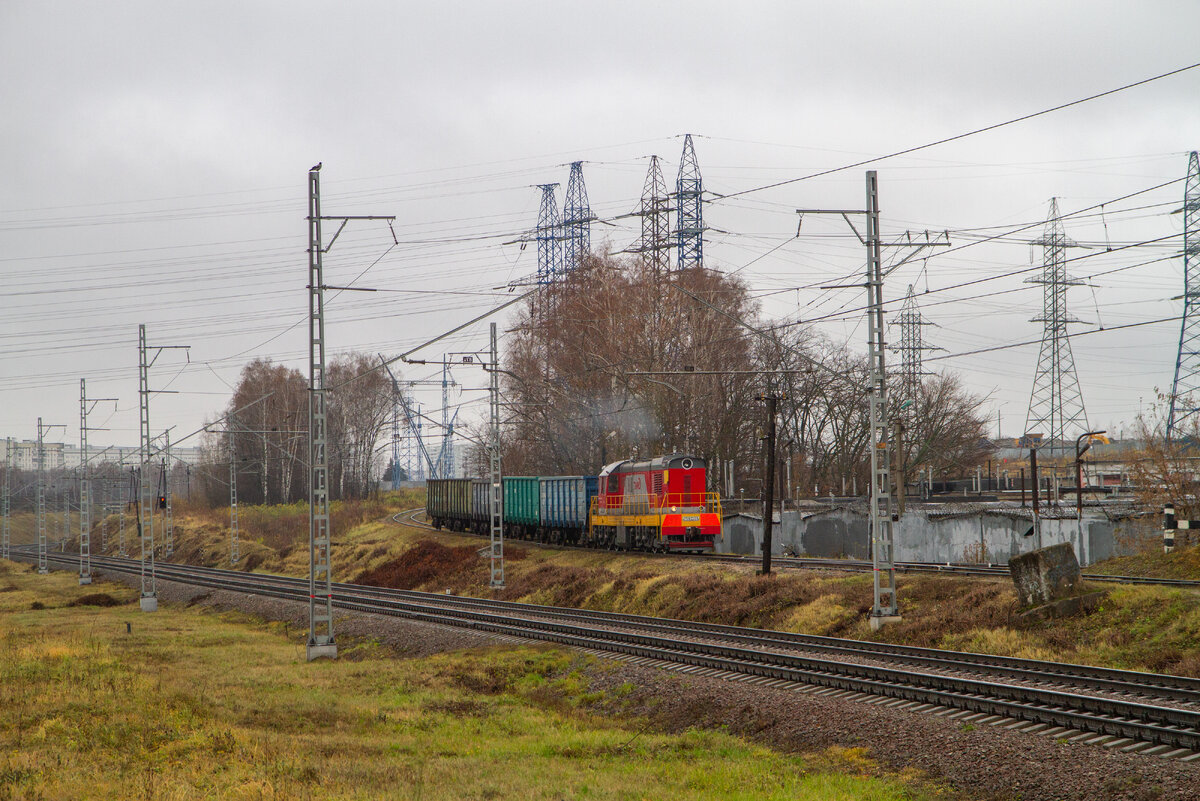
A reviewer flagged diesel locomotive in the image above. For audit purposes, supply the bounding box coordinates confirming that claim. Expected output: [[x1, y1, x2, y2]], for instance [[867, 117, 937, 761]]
[[426, 453, 722, 552]]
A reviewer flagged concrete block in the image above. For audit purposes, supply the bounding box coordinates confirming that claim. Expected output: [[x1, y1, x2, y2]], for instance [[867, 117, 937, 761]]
[[306, 643, 338, 661], [79, 576, 92, 585], [140, 595, 158, 613], [869, 614, 902, 631], [1008, 542, 1081, 608]]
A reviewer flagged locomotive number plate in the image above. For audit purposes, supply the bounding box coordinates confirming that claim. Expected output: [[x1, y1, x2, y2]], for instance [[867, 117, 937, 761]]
[[682, 515, 701, 522]]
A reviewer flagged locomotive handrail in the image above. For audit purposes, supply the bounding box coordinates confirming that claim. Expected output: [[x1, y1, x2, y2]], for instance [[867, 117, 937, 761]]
[[591, 492, 722, 517]]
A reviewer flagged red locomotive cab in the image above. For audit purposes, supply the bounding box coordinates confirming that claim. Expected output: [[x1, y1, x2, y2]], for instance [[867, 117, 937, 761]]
[[592, 454, 722, 551]]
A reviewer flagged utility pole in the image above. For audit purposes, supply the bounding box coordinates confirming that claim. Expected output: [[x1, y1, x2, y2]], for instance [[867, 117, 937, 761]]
[[36, 418, 63, 574], [138, 323, 190, 612], [863, 172, 899, 625], [229, 420, 239, 565], [795, 172, 946, 627], [439, 360, 455, 479], [61, 482, 70, 552], [306, 162, 395, 661], [1, 438, 10, 561], [759, 394, 778, 575], [79, 379, 117, 584], [163, 430, 174, 558], [488, 322, 505, 588], [120, 468, 131, 558]]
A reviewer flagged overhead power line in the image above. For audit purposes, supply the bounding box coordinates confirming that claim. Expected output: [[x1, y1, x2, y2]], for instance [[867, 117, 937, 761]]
[[709, 61, 1200, 202]]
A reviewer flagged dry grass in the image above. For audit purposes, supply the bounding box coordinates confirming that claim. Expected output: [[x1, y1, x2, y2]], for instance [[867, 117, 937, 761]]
[[117, 490, 1200, 679], [0, 561, 953, 801]]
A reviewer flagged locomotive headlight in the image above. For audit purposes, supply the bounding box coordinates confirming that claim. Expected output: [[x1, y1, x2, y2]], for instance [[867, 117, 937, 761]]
[[671, 506, 677, 512]]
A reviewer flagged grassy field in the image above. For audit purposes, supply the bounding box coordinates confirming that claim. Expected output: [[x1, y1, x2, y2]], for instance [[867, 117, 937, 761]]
[[0, 561, 955, 801]]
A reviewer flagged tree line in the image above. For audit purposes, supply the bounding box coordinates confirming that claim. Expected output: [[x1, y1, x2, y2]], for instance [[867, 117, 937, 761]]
[[491, 253, 990, 498], [193, 354, 391, 506]]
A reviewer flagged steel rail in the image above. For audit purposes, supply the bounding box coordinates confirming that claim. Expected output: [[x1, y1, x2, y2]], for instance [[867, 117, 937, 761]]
[[21, 544, 1200, 701], [23, 548, 1200, 750]]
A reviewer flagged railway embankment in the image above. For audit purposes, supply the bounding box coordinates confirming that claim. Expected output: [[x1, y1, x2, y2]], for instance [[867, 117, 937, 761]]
[[95, 494, 1200, 678]]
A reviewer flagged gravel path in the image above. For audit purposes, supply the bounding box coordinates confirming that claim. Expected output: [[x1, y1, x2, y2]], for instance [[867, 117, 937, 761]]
[[97, 567, 1200, 801]]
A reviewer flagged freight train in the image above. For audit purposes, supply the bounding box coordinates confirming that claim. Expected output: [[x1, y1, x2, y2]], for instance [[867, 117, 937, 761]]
[[426, 453, 723, 552]]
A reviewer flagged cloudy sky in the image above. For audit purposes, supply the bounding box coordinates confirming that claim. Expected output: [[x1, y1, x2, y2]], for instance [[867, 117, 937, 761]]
[[3, 1, 1199, 456]]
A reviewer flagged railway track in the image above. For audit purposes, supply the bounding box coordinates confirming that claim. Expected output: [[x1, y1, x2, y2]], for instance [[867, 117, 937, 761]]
[[20, 547, 1200, 758], [393, 507, 1200, 588]]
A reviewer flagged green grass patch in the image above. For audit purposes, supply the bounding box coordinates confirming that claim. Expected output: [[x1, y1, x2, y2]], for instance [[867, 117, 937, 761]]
[[0, 563, 951, 800]]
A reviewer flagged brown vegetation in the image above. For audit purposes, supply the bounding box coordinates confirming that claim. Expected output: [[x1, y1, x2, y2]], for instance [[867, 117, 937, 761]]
[[193, 353, 394, 506], [489, 252, 991, 497]]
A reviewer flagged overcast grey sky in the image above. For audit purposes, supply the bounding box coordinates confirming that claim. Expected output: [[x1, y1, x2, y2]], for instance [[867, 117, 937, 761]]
[[2, 1, 1199, 453]]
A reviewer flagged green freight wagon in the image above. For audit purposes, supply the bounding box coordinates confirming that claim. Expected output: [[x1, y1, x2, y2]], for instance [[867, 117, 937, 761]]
[[502, 476, 541, 539], [427, 478, 472, 531]]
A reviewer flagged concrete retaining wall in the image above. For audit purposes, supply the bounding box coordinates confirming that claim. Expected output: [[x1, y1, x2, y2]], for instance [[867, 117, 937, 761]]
[[718, 508, 1146, 567]]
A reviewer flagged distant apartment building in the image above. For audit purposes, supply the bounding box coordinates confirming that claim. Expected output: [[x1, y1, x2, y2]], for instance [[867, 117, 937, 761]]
[[3, 439, 204, 470]]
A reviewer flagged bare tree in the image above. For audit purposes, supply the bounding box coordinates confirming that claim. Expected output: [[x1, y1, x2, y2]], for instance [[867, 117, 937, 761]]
[[501, 254, 760, 478]]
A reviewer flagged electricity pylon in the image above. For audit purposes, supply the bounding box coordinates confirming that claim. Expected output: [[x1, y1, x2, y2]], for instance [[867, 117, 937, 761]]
[[1167, 151, 1200, 443], [889, 285, 939, 409], [674, 134, 705, 270], [1022, 199, 1089, 459], [627, 155, 671, 273], [561, 161, 593, 270], [535, 183, 563, 285]]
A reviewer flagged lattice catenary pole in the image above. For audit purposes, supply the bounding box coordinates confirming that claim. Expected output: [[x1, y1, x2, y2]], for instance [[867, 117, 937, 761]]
[[137, 324, 189, 612], [79, 380, 117, 584], [36, 419, 49, 574], [304, 163, 395, 661], [163, 430, 174, 558], [488, 322, 505, 588], [1168, 151, 1200, 442], [864, 171, 898, 623], [2, 438, 10, 561], [229, 423, 239, 565]]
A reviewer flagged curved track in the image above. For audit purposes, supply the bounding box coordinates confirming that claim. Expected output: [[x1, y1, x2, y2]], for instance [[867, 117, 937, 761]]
[[21, 547, 1200, 757], [393, 507, 1200, 588]]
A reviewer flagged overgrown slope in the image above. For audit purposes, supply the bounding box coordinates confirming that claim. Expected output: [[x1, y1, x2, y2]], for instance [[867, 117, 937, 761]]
[[84, 491, 1200, 678]]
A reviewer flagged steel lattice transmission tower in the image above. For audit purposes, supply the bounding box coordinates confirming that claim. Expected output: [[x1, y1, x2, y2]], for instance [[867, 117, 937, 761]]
[[627, 155, 672, 273], [535, 183, 563, 285], [674, 134, 705, 270], [1022, 198, 1089, 458], [889, 285, 939, 407], [1167, 151, 1200, 442], [561, 161, 593, 270]]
